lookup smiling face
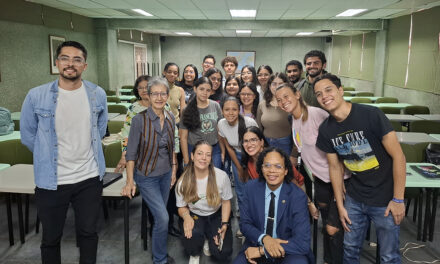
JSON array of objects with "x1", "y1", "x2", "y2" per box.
[
  {"x1": 262, "y1": 151, "x2": 288, "y2": 191},
  {"x1": 270, "y1": 77, "x2": 285, "y2": 96},
  {"x1": 222, "y1": 100, "x2": 239, "y2": 125},
  {"x1": 191, "y1": 143, "x2": 212, "y2": 170},
  {"x1": 225, "y1": 79, "x2": 240, "y2": 96},
  {"x1": 137, "y1": 80, "x2": 149, "y2": 101},
  {"x1": 149, "y1": 84, "x2": 169, "y2": 111},
  {"x1": 314, "y1": 78, "x2": 344, "y2": 113},
  {"x1": 56, "y1": 46, "x2": 88, "y2": 81},
  {"x1": 194, "y1": 82, "x2": 212, "y2": 104},
  {"x1": 242, "y1": 131, "x2": 265, "y2": 159},
  {"x1": 164, "y1": 65, "x2": 179, "y2": 83},
  {"x1": 224, "y1": 62, "x2": 237, "y2": 77},
  {"x1": 203, "y1": 58, "x2": 215, "y2": 73},
  {"x1": 241, "y1": 67, "x2": 253, "y2": 83},
  {"x1": 183, "y1": 66, "x2": 196, "y2": 83},
  {"x1": 257, "y1": 68, "x2": 270, "y2": 87},
  {"x1": 275, "y1": 86, "x2": 300, "y2": 115},
  {"x1": 239, "y1": 86, "x2": 256, "y2": 108},
  {"x1": 305, "y1": 56, "x2": 325, "y2": 78},
  {"x1": 208, "y1": 73, "x2": 221, "y2": 91}
]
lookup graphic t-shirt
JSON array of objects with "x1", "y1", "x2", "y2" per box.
[
  {"x1": 316, "y1": 103, "x2": 394, "y2": 206},
  {"x1": 180, "y1": 100, "x2": 223, "y2": 145}
]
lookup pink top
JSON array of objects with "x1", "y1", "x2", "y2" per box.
[{"x1": 292, "y1": 106, "x2": 350, "y2": 183}]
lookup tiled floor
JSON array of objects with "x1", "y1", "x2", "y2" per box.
[{"x1": 0, "y1": 192, "x2": 439, "y2": 264}]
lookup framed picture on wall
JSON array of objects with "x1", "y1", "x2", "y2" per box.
[
  {"x1": 226, "y1": 51, "x2": 256, "y2": 73},
  {"x1": 49, "y1": 35, "x2": 66, "y2": 75}
]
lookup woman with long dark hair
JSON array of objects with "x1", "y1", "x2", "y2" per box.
[
  {"x1": 204, "y1": 68, "x2": 226, "y2": 104},
  {"x1": 238, "y1": 82, "x2": 259, "y2": 119},
  {"x1": 176, "y1": 141, "x2": 233, "y2": 264},
  {"x1": 163, "y1": 62, "x2": 186, "y2": 123},
  {"x1": 224, "y1": 75, "x2": 241, "y2": 97},
  {"x1": 240, "y1": 65, "x2": 257, "y2": 87},
  {"x1": 180, "y1": 77, "x2": 223, "y2": 170},
  {"x1": 178, "y1": 64, "x2": 199, "y2": 103},
  {"x1": 256, "y1": 65, "x2": 273, "y2": 102}
]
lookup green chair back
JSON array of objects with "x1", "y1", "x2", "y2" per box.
[
  {"x1": 130, "y1": 97, "x2": 137, "y2": 103},
  {"x1": 379, "y1": 107, "x2": 401, "y2": 114},
  {"x1": 104, "y1": 141, "x2": 122, "y2": 168},
  {"x1": 0, "y1": 139, "x2": 33, "y2": 165},
  {"x1": 400, "y1": 142, "x2": 428, "y2": 162},
  {"x1": 108, "y1": 120, "x2": 124, "y2": 134},
  {"x1": 376, "y1": 97, "x2": 398, "y2": 103},
  {"x1": 390, "y1": 121, "x2": 403, "y2": 132},
  {"x1": 343, "y1": 92, "x2": 351, "y2": 96},
  {"x1": 108, "y1": 104, "x2": 128, "y2": 114},
  {"x1": 105, "y1": 90, "x2": 116, "y2": 96},
  {"x1": 13, "y1": 120, "x2": 20, "y2": 131},
  {"x1": 121, "y1": 85, "x2": 134, "y2": 90},
  {"x1": 343, "y1": 87, "x2": 355, "y2": 91},
  {"x1": 410, "y1": 120, "x2": 440, "y2": 134},
  {"x1": 107, "y1": 96, "x2": 121, "y2": 103},
  {"x1": 351, "y1": 98, "x2": 372, "y2": 103},
  {"x1": 355, "y1": 92, "x2": 374, "y2": 96},
  {"x1": 404, "y1": 106, "x2": 430, "y2": 115}
]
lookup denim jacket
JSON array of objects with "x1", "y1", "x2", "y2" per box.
[{"x1": 20, "y1": 79, "x2": 108, "y2": 190}]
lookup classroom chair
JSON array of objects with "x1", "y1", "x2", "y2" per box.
[
  {"x1": 409, "y1": 120, "x2": 440, "y2": 134},
  {"x1": 376, "y1": 97, "x2": 398, "y2": 103},
  {"x1": 107, "y1": 120, "x2": 124, "y2": 134},
  {"x1": 130, "y1": 97, "x2": 137, "y2": 103},
  {"x1": 105, "y1": 90, "x2": 116, "y2": 96},
  {"x1": 379, "y1": 106, "x2": 401, "y2": 114},
  {"x1": 390, "y1": 121, "x2": 403, "y2": 132},
  {"x1": 121, "y1": 85, "x2": 134, "y2": 90},
  {"x1": 343, "y1": 87, "x2": 355, "y2": 91},
  {"x1": 108, "y1": 104, "x2": 128, "y2": 114},
  {"x1": 355, "y1": 92, "x2": 374, "y2": 96},
  {"x1": 351, "y1": 98, "x2": 372, "y2": 103},
  {"x1": 404, "y1": 105, "x2": 430, "y2": 115},
  {"x1": 107, "y1": 96, "x2": 121, "y2": 103},
  {"x1": 343, "y1": 92, "x2": 352, "y2": 96}
]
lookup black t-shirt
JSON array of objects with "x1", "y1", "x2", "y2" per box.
[{"x1": 316, "y1": 103, "x2": 394, "y2": 206}]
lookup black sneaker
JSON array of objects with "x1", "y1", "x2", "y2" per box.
[{"x1": 165, "y1": 255, "x2": 175, "y2": 264}]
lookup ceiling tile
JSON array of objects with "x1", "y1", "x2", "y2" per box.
[
  {"x1": 220, "y1": 30, "x2": 236, "y2": 37},
  {"x1": 175, "y1": 10, "x2": 207, "y2": 19},
  {"x1": 90, "y1": 0, "x2": 134, "y2": 9},
  {"x1": 256, "y1": 10, "x2": 284, "y2": 20},
  {"x1": 226, "y1": 0, "x2": 260, "y2": 10},
  {"x1": 203, "y1": 30, "x2": 223, "y2": 37},
  {"x1": 265, "y1": 30, "x2": 285, "y2": 37},
  {"x1": 202, "y1": 10, "x2": 231, "y2": 19},
  {"x1": 56, "y1": 0, "x2": 104, "y2": 8},
  {"x1": 250, "y1": 30, "x2": 268, "y2": 37},
  {"x1": 361, "y1": 9, "x2": 406, "y2": 18}
]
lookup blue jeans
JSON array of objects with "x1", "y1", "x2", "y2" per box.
[
  {"x1": 343, "y1": 195, "x2": 400, "y2": 264},
  {"x1": 266, "y1": 135, "x2": 293, "y2": 156},
  {"x1": 135, "y1": 170, "x2": 172, "y2": 264},
  {"x1": 231, "y1": 150, "x2": 245, "y2": 210},
  {"x1": 188, "y1": 142, "x2": 223, "y2": 170}
]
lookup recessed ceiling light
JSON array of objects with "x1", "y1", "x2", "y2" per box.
[
  {"x1": 230, "y1": 9, "x2": 256, "y2": 18},
  {"x1": 296, "y1": 32, "x2": 314, "y2": 36},
  {"x1": 132, "y1": 9, "x2": 153, "y2": 17},
  {"x1": 236, "y1": 30, "x2": 252, "y2": 34},
  {"x1": 336, "y1": 9, "x2": 367, "y2": 17},
  {"x1": 175, "y1": 32, "x2": 192, "y2": 36}
]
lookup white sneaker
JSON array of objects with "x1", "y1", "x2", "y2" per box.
[
  {"x1": 189, "y1": 255, "x2": 200, "y2": 264},
  {"x1": 203, "y1": 239, "x2": 211, "y2": 256}
]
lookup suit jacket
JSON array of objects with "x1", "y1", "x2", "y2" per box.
[{"x1": 239, "y1": 179, "x2": 311, "y2": 256}]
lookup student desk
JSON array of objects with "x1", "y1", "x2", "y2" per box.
[
  {"x1": 118, "y1": 95, "x2": 136, "y2": 102},
  {"x1": 344, "y1": 96, "x2": 382, "y2": 102},
  {"x1": 111, "y1": 114, "x2": 127, "y2": 122},
  {"x1": 107, "y1": 102, "x2": 131, "y2": 109},
  {"x1": 406, "y1": 163, "x2": 440, "y2": 241},
  {"x1": 395, "y1": 132, "x2": 440, "y2": 145},
  {"x1": 385, "y1": 114, "x2": 423, "y2": 123},
  {"x1": 107, "y1": 112, "x2": 120, "y2": 120},
  {"x1": 11, "y1": 112, "x2": 20, "y2": 120},
  {"x1": 414, "y1": 114, "x2": 440, "y2": 122},
  {"x1": 119, "y1": 89, "x2": 132, "y2": 95},
  {"x1": 343, "y1": 90, "x2": 370, "y2": 96},
  {"x1": 0, "y1": 131, "x2": 21, "y2": 142},
  {"x1": 430, "y1": 134, "x2": 440, "y2": 141},
  {"x1": 0, "y1": 165, "x2": 131, "y2": 264},
  {"x1": 0, "y1": 163, "x2": 10, "y2": 171},
  {"x1": 363, "y1": 103, "x2": 412, "y2": 113}
]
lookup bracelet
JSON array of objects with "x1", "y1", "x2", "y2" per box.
[
  {"x1": 392, "y1": 198, "x2": 404, "y2": 203},
  {"x1": 221, "y1": 222, "x2": 229, "y2": 227}
]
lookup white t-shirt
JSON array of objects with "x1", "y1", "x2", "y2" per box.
[
  {"x1": 55, "y1": 83, "x2": 99, "y2": 185},
  {"x1": 218, "y1": 116, "x2": 258, "y2": 152},
  {"x1": 176, "y1": 168, "x2": 233, "y2": 216}
]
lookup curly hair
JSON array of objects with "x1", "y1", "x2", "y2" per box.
[{"x1": 256, "y1": 146, "x2": 294, "y2": 183}]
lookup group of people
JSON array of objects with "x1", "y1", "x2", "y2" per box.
[{"x1": 20, "y1": 40, "x2": 406, "y2": 264}]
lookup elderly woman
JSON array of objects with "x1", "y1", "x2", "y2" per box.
[{"x1": 121, "y1": 76, "x2": 177, "y2": 264}]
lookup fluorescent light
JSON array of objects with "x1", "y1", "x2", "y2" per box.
[
  {"x1": 236, "y1": 30, "x2": 252, "y2": 34},
  {"x1": 230, "y1": 9, "x2": 256, "y2": 17},
  {"x1": 336, "y1": 9, "x2": 367, "y2": 17},
  {"x1": 132, "y1": 9, "x2": 153, "y2": 17},
  {"x1": 296, "y1": 32, "x2": 314, "y2": 36},
  {"x1": 175, "y1": 32, "x2": 192, "y2": 36}
]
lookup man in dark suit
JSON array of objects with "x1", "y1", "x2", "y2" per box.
[{"x1": 233, "y1": 147, "x2": 312, "y2": 264}]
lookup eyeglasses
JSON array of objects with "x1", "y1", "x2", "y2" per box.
[
  {"x1": 271, "y1": 82, "x2": 285, "y2": 87},
  {"x1": 150, "y1": 92, "x2": 168, "y2": 98},
  {"x1": 184, "y1": 70, "x2": 195, "y2": 74},
  {"x1": 257, "y1": 73, "x2": 270, "y2": 77},
  {"x1": 57, "y1": 56, "x2": 85, "y2": 66},
  {"x1": 262, "y1": 163, "x2": 284, "y2": 171},
  {"x1": 137, "y1": 86, "x2": 148, "y2": 91},
  {"x1": 243, "y1": 138, "x2": 259, "y2": 145},
  {"x1": 240, "y1": 93, "x2": 254, "y2": 97},
  {"x1": 203, "y1": 61, "x2": 214, "y2": 66},
  {"x1": 242, "y1": 71, "x2": 252, "y2": 75},
  {"x1": 209, "y1": 77, "x2": 220, "y2": 82}
]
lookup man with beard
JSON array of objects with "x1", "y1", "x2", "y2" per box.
[
  {"x1": 301, "y1": 50, "x2": 328, "y2": 107},
  {"x1": 285, "y1": 60, "x2": 305, "y2": 87},
  {"x1": 20, "y1": 41, "x2": 107, "y2": 264}
]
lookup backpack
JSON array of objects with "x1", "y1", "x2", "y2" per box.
[
  {"x1": 0, "y1": 107, "x2": 14, "y2": 135},
  {"x1": 426, "y1": 143, "x2": 440, "y2": 165}
]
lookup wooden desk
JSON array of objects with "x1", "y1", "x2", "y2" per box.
[
  {"x1": 0, "y1": 165, "x2": 131, "y2": 264},
  {"x1": 414, "y1": 114, "x2": 440, "y2": 122},
  {"x1": 396, "y1": 132, "x2": 440, "y2": 145}
]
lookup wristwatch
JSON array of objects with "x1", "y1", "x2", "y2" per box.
[{"x1": 221, "y1": 222, "x2": 230, "y2": 227}]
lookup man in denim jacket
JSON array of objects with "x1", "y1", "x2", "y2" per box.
[{"x1": 20, "y1": 41, "x2": 107, "y2": 264}]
